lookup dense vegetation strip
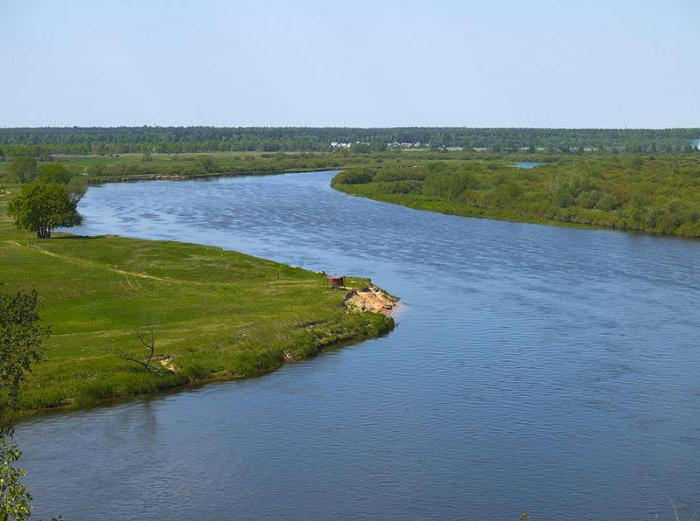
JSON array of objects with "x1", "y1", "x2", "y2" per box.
[
  {"x1": 0, "y1": 185, "x2": 393, "y2": 416},
  {"x1": 332, "y1": 154, "x2": 700, "y2": 238},
  {"x1": 0, "y1": 127, "x2": 698, "y2": 156}
]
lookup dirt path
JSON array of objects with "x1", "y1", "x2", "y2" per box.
[
  {"x1": 1, "y1": 239, "x2": 311, "y2": 290},
  {"x1": 1, "y1": 240, "x2": 169, "y2": 283}
]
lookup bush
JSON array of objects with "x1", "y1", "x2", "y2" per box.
[
  {"x1": 334, "y1": 169, "x2": 375, "y2": 185},
  {"x1": 423, "y1": 172, "x2": 480, "y2": 201},
  {"x1": 373, "y1": 169, "x2": 426, "y2": 182},
  {"x1": 37, "y1": 163, "x2": 72, "y2": 185},
  {"x1": 9, "y1": 157, "x2": 37, "y2": 183},
  {"x1": 377, "y1": 180, "x2": 423, "y2": 194}
]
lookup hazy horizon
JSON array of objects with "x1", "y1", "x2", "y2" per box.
[{"x1": 2, "y1": 0, "x2": 699, "y2": 128}]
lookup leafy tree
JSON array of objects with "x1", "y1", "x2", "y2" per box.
[
  {"x1": 0, "y1": 290, "x2": 47, "y2": 408},
  {"x1": 7, "y1": 183, "x2": 82, "y2": 239},
  {"x1": 9, "y1": 158, "x2": 37, "y2": 184},
  {"x1": 66, "y1": 177, "x2": 87, "y2": 203},
  {"x1": 0, "y1": 288, "x2": 48, "y2": 521},
  {"x1": 0, "y1": 437, "x2": 32, "y2": 521},
  {"x1": 36, "y1": 163, "x2": 71, "y2": 185}
]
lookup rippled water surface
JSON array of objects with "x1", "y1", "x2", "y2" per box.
[{"x1": 19, "y1": 171, "x2": 700, "y2": 520}]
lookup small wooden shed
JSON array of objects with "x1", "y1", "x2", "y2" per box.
[{"x1": 327, "y1": 275, "x2": 344, "y2": 288}]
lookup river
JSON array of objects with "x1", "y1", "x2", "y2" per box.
[{"x1": 18, "y1": 171, "x2": 700, "y2": 520}]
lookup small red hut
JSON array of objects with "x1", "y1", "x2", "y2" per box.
[{"x1": 327, "y1": 275, "x2": 344, "y2": 288}]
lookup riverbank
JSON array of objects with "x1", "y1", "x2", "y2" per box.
[
  {"x1": 331, "y1": 153, "x2": 700, "y2": 239},
  {"x1": 84, "y1": 166, "x2": 346, "y2": 184},
  {"x1": 0, "y1": 184, "x2": 395, "y2": 417}
]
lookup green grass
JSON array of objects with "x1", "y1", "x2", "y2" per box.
[
  {"x1": 0, "y1": 151, "x2": 388, "y2": 184},
  {"x1": 0, "y1": 184, "x2": 394, "y2": 416}
]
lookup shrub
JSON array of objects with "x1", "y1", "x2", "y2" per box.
[
  {"x1": 37, "y1": 163, "x2": 72, "y2": 185},
  {"x1": 373, "y1": 169, "x2": 426, "y2": 182},
  {"x1": 334, "y1": 169, "x2": 375, "y2": 185},
  {"x1": 423, "y1": 172, "x2": 480, "y2": 201},
  {"x1": 377, "y1": 180, "x2": 423, "y2": 194}
]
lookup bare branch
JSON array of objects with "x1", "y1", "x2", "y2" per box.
[{"x1": 122, "y1": 326, "x2": 160, "y2": 373}]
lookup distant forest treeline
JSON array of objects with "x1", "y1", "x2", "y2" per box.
[{"x1": 0, "y1": 127, "x2": 698, "y2": 157}]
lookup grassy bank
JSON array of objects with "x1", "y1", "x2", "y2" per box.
[
  {"x1": 332, "y1": 154, "x2": 700, "y2": 238},
  {"x1": 0, "y1": 151, "x2": 389, "y2": 184},
  {"x1": 0, "y1": 184, "x2": 394, "y2": 416}
]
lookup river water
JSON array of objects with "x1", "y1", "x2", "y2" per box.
[
  {"x1": 513, "y1": 162, "x2": 544, "y2": 169},
  {"x1": 18, "y1": 171, "x2": 700, "y2": 520}
]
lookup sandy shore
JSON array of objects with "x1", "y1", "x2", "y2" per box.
[{"x1": 344, "y1": 284, "x2": 399, "y2": 315}]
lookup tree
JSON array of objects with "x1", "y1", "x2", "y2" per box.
[
  {"x1": 0, "y1": 290, "x2": 47, "y2": 409},
  {"x1": 9, "y1": 158, "x2": 37, "y2": 184},
  {"x1": 0, "y1": 289, "x2": 49, "y2": 521},
  {"x1": 121, "y1": 326, "x2": 162, "y2": 374},
  {"x1": 36, "y1": 163, "x2": 72, "y2": 185},
  {"x1": 66, "y1": 177, "x2": 87, "y2": 203},
  {"x1": 7, "y1": 183, "x2": 82, "y2": 239},
  {"x1": 0, "y1": 437, "x2": 32, "y2": 521}
]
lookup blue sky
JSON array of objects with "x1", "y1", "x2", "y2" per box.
[{"x1": 1, "y1": 0, "x2": 698, "y2": 128}]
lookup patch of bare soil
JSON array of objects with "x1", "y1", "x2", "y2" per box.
[
  {"x1": 155, "y1": 355, "x2": 178, "y2": 373},
  {"x1": 343, "y1": 284, "x2": 399, "y2": 315}
]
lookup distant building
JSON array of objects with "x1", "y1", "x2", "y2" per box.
[{"x1": 387, "y1": 142, "x2": 424, "y2": 150}]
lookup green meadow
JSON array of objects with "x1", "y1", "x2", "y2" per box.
[{"x1": 0, "y1": 184, "x2": 393, "y2": 416}]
